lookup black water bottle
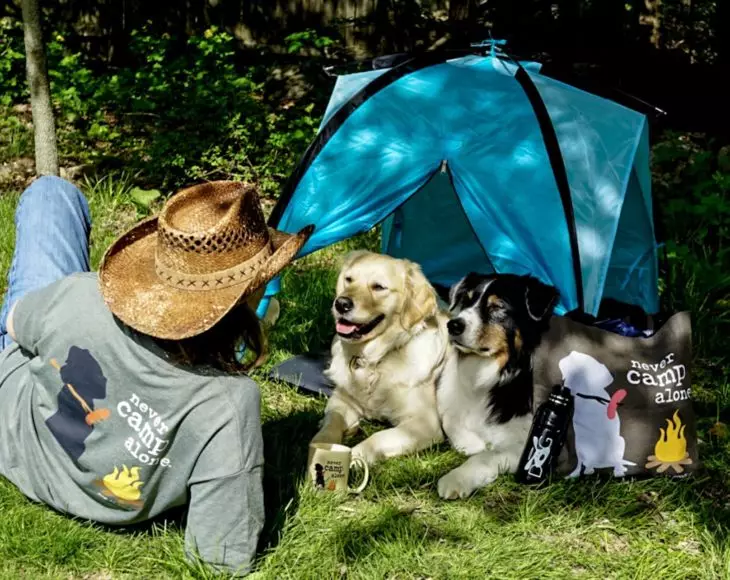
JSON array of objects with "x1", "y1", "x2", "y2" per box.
[{"x1": 515, "y1": 383, "x2": 574, "y2": 485}]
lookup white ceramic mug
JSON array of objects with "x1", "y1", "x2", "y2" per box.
[{"x1": 307, "y1": 442, "x2": 369, "y2": 493}]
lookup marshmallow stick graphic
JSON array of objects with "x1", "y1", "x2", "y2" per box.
[{"x1": 50, "y1": 358, "x2": 111, "y2": 425}]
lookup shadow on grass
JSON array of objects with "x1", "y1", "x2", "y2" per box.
[
  {"x1": 86, "y1": 504, "x2": 187, "y2": 537},
  {"x1": 338, "y1": 506, "x2": 473, "y2": 563},
  {"x1": 258, "y1": 408, "x2": 323, "y2": 554}
]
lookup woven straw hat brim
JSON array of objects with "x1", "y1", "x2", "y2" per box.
[{"x1": 98, "y1": 217, "x2": 312, "y2": 340}]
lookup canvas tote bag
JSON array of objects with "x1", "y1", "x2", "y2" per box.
[{"x1": 532, "y1": 311, "x2": 698, "y2": 479}]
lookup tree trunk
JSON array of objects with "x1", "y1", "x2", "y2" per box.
[
  {"x1": 449, "y1": 0, "x2": 473, "y2": 22},
  {"x1": 21, "y1": 0, "x2": 59, "y2": 176},
  {"x1": 449, "y1": 0, "x2": 479, "y2": 46}
]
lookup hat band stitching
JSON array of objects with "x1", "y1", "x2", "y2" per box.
[{"x1": 155, "y1": 243, "x2": 273, "y2": 291}]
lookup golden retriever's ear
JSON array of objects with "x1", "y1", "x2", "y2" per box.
[{"x1": 400, "y1": 260, "x2": 438, "y2": 330}]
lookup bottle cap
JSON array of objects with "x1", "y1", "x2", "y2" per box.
[{"x1": 549, "y1": 381, "x2": 573, "y2": 405}]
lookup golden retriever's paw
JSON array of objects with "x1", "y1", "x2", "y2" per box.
[
  {"x1": 310, "y1": 430, "x2": 340, "y2": 445},
  {"x1": 437, "y1": 469, "x2": 477, "y2": 500},
  {"x1": 351, "y1": 441, "x2": 380, "y2": 466}
]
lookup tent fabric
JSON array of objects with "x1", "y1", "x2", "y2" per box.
[{"x1": 265, "y1": 53, "x2": 659, "y2": 317}]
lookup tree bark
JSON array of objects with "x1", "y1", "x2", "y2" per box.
[
  {"x1": 449, "y1": 0, "x2": 479, "y2": 46},
  {"x1": 449, "y1": 0, "x2": 473, "y2": 22},
  {"x1": 21, "y1": 0, "x2": 59, "y2": 176}
]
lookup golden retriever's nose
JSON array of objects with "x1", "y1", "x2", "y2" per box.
[
  {"x1": 335, "y1": 296, "x2": 354, "y2": 314},
  {"x1": 447, "y1": 318, "x2": 466, "y2": 336}
]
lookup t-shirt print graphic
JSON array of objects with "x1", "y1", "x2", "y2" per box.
[{"x1": 46, "y1": 346, "x2": 111, "y2": 462}]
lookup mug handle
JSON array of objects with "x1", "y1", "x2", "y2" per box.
[{"x1": 348, "y1": 456, "x2": 369, "y2": 493}]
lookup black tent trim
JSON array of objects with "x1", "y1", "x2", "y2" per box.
[
  {"x1": 512, "y1": 65, "x2": 585, "y2": 312},
  {"x1": 268, "y1": 50, "x2": 586, "y2": 313},
  {"x1": 267, "y1": 51, "x2": 448, "y2": 228}
]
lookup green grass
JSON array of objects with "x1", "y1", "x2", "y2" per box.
[{"x1": 0, "y1": 174, "x2": 728, "y2": 579}]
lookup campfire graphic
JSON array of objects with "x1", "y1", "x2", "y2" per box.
[
  {"x1": 94, "y1": 465, "x2": 145, "y2": 509},
  {"x1": 645, "y1": 409, "x2": 693, "y2": 474}
]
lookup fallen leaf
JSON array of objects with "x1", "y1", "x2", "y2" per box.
[
  {"x1": 637, "y1": 491, "x2": 659, "y2": 508},
  {"x1": 130, "y1": 187, "x2": 161, "y2": 209},
  {"x1": 709, "y1": 422, "x2": 728, "y2": 439},
  {"x1": 677, "y1": 539, "x2": 701, "y2": 555},
  {"x1": 600, "y1": 533, "x2": 629, "y2": 554}
]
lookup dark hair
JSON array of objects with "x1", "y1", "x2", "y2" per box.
[{"x1": 155, "y1": 302, "x2": 266, "y2": 373}]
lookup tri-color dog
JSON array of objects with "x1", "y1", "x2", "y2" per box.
[{"x1": 436, "y1": 272, "x2": 559, "y2": 499}]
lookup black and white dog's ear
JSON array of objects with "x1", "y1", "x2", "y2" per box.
[
  {"x1": 448, "y1": 278, "x2": 466, "y2": 309},
  {"x1": 524, "y1": 276, "x2": 559, "y2": 322},
  {"x1": 448, "y1": 272, "x2": 488, "y2": 310},
  {"x1": 447, "y1": 273, "x2": 475, "y2": 309}
]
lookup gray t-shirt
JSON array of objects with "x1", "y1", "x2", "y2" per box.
[{"x1": 0, "y1": 273, "x2": 264, "y2": 576}]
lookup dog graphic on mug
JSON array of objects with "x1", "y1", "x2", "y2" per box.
[
  {"x1": 314, "y1": 463, "x2": 325, "y2": 488},
  {"x1": 312, "y1": 459, "x2": 343, "y2": 491}
]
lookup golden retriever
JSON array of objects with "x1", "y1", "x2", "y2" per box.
[{"x1": 311, "y1": 250, "x2": 449, "y2": 465}]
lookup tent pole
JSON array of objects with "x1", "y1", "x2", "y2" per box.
[{"x1": 511, "y1": 63, "x2": 586, "y2": 314}]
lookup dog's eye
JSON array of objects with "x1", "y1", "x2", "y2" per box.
[
  {"x1": 344, "y1": 276, "x2": 353, "y2": 284},
  {"x1": 372, "y1": 283, "x2": 387, "y2": 292}
]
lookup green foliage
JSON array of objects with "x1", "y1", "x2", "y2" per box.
[
  {"x1": 81, "y1": 173, "x2": 151, "y2": 269},
  {"x1": 130, "y1": 187, "x2": 162, "y2": 218},
  {"x1": 1, "y1": 22, "x2": 326, "y2": 196},
  {"x1": 0, "y1": 8, "x2": 729, "y2": 579},
  {"x1": 284, "y1": 29, "x2": 336, "y2": 54},
  {"x1": 0, "y1": 18, "x2": 26, "y2": 107},
  {"x1": 0, "y1": 22, "x2": 729, "y2": 575},
  {"x1": 0, "y1": 19, "x2": 31, "y2": 168},
  {"x1": 0, "y1": 113, "x2": 32, "y2": 163},
  {"x1": 652, "y1": 132, "x2": 730, "y2": 405}
]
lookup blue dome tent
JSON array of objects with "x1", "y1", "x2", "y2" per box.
[{"x1": 258, "y1": 45, "x2": 660, "y2": 321}]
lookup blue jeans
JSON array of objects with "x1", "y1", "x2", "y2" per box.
[{"x1": 0, "y1": 176, "x2": 91, "y2": 350}]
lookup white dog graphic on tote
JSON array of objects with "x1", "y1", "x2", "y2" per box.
[{"x1": 559, "y1": 351, "x2": 635, "y2": 477}]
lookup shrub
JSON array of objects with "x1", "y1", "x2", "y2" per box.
[
  {"x1": 652, "y1": 132, "x2": 730, "y2": 405},
  {"x1": 0, "y1": 17, "x2": 26, "y2": 107},
  {"x1": 1, "y1": 21, "x2": 325, "y2": 195}
]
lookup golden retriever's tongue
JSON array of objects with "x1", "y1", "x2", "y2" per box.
[{"x1": 336, "y1": 320, "x2": 359, "y2": 335}]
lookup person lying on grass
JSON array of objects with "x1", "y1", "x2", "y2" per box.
[{"x1": 0, "y1": 176, "x2": 313, "y2": 576}]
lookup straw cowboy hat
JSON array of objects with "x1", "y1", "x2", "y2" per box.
[{"x1": 98, "y1": 181, "x2": 313, "y2": 340}]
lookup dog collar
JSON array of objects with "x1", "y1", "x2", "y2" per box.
[{"x1": 574, "y1": 392, "x2": 611, "y2": 404}]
